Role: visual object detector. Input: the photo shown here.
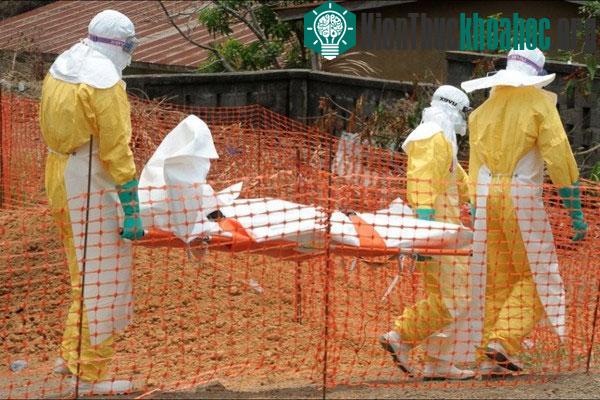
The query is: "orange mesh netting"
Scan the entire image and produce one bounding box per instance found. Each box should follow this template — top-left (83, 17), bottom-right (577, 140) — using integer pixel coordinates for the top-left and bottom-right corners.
top-left (1, 89), bottom-right (599, 398)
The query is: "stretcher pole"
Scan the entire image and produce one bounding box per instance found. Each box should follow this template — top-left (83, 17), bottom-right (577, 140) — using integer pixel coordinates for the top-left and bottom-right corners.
top-left (293, 148), bottom-right (303, 324)
top-left (294, 260), bottom-right (302, 323)
top-left (586, 254), bottom-right (598, 372)
top-left (0, 84), bottom-right (3, 208)
top-left (322, 129), bottom-right (334, 398)
top-left (74, 136), bottom-right (93, 398)
top-left (257, 125), bottom-right (262, 197)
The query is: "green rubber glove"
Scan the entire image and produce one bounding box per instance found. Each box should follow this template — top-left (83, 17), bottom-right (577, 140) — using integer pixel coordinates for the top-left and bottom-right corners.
top-left (415, 208), bottom-right (435, 221)
top-left (415, 208), bottom-right (435, 261)
top-left (558, 181), bottom-right (588, 242)
top-left (117, 178), bottom-right (145, 240)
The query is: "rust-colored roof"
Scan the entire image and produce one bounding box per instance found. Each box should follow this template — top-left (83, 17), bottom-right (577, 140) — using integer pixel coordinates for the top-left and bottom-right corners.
top-left (0, 0), bottom-right (254, 68)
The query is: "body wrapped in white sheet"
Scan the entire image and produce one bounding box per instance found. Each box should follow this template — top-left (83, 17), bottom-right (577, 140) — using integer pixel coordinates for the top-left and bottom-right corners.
top-left (139, 115), bottom-right (473, 251)
top-left (139, 115), bottom-right (241, 243)
top-left (219, 198), bottom-right (325, 244)
top-left (330, 208), bottom-right (472, 249)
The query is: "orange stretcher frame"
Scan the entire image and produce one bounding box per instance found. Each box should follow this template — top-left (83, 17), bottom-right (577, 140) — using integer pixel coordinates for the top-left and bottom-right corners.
top-left (135, 215), bottom-right (472, 260)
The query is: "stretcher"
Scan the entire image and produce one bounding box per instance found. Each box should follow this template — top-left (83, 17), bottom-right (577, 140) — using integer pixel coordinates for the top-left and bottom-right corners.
top-left (136, 197), bottom-right (472, 260)
top-left (135, 115), bottom-right (472, 260)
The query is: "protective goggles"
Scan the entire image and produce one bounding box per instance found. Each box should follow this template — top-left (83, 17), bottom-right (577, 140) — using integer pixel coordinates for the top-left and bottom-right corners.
top-left (437, 96), bottom-right (472, 116)
top-left (458, 105), bottom-right (472, 120)
top-left (88, 34), bottom-right (139, 54)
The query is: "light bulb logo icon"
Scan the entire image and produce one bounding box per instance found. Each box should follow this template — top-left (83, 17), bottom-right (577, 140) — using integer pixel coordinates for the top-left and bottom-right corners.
top-left (304, 2), bottom-right (356, 60)
top-left (314, 10), bottom-right (346, 59)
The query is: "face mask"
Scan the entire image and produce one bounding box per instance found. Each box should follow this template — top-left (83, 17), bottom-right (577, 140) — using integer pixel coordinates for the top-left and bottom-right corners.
top-left (455, 118), bottom-right (467, 136)
top-left (112, 52), bottom-right (132, 71)
top-left (84, 38), bottom-right (132, 75)
top-left (435, 105), bottom-right (468, 137)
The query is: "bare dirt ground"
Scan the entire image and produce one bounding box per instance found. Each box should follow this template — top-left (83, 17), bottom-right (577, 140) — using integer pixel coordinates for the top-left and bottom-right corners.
top-left (147, 373), bottom-right (600, 399)
top-left (1, 199), bottom-right (599, 399)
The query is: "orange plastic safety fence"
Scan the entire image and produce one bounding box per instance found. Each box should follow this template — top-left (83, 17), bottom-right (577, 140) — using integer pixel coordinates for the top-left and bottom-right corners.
top-left (1, 90), bottom-right (599, 399)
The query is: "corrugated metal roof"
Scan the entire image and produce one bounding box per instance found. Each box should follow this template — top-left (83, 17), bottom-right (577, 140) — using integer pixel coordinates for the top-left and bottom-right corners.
top-left (275, 0), bottom-right (416, 21)
top-left (0, 0), bottom-right (254, 68)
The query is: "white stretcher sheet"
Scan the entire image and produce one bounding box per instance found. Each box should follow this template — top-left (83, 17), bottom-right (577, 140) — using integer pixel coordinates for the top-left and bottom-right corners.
top-left (139, 115), bottom-right (473, 250)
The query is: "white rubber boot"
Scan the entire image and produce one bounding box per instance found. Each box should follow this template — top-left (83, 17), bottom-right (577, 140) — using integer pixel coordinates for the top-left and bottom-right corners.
top-left (72, 377), bottom-right (133, 395)
top-left (484, 341), bottom-right (523, 372)
top-left (53, 357), bottom-right (70, 375)
top-left (379, 331), bottom-right (414, 376)
top-left (423, 359), bottom-right (475, 380)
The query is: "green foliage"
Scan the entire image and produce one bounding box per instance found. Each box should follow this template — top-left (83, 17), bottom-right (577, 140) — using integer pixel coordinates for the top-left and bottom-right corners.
top-left (484, 13), bottom-right (509, 54)
top-left (199, 38), bottom-right (285, 72)
top-left (584, 55), bottom-right (598, 94)
top-left (198, 6), bottom-right (232, 36)
top-left (565, 78), bottom-right (576, 99)
top-left (590, 161), bottom-right (600, 181)
top-left (560, 2), bottom-right (599, 98)
top-left (355, 90), bottom-right (429, 151)
top-left (579, 1), bottom-right (600, 18)
top-left (254, 3), bottom-right (292, 41)
top-left (554, 49), bottom-right (573, 62)
top-left (197, 1), bottom-right (310, 72)
top-left (0, 0), bottom-right (53, 21)
top-left (283, 41), bottom-right (308, 68)
top-left (563, 53), bottom-right (598, 98)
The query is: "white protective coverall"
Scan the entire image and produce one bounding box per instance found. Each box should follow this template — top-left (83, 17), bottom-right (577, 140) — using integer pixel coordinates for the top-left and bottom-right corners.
top-left (380, 85), bottom-right (475, 380)
top-left (397, 95), bottom-right (471, 359)
top-left (460, 48), bottom-right (585, 370)
top-left (40, 10), bottom-right (139, 392)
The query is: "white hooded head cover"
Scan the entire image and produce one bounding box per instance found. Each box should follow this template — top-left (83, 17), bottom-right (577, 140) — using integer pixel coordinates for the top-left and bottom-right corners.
top-left (461, 48), bottom-right (555, 93)
top-left (49, 10), bottom-right (136, 89)
top-left (402, 85), bottom-right (470, 168)
top-left (139, 115), bottom-right (243, 243)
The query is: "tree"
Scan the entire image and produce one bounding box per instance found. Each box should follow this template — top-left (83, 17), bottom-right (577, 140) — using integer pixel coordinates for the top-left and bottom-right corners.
top-left (560, 1), bottom-right (600, 177)
top-left (0, 0), bottom-right (53, 21)
top-left (159, 0), bottom-right (310, 73)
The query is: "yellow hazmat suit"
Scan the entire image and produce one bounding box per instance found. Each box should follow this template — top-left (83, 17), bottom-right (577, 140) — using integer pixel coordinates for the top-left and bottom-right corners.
top-left (468, 85), bottom-right (579, 357)
top-left (40, 74), bottom-right (136, 380)
top-left (395, 131), bottom-right (471, 354)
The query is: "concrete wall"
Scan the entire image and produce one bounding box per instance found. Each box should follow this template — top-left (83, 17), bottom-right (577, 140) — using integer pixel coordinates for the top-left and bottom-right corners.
top-left (124, 69), bottom-right (434, 124)
top-left (0, 49), bottom-right (192, 84)
top-left (124, 52), bottom-right (599, 164)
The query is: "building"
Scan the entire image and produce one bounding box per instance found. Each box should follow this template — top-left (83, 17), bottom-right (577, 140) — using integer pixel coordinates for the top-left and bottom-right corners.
top-left (278, 0), bottom-right (585, 81)
top-left (0, 0), bottom-right (253, 79)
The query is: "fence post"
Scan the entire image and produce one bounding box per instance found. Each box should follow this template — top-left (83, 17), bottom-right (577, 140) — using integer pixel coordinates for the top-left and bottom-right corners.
top-left (586, 253), bottom-right (599, 373)
top-left (322, 128), bottom-right (334, 399)
top-left (0, 84), bottom-right (4, 209)
top-left (294, 148), bottom-right (303, 324)
top-left (257, 124), bottom-right (262, 197)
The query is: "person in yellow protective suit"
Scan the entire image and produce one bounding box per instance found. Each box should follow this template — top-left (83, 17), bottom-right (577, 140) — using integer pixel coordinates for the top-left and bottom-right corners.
top-left (460, 48), bottom-right (588, 375)
top-left (40, 10), bottom-right (143, 395)
top-left (380, 85), bottom-right (475, 380)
